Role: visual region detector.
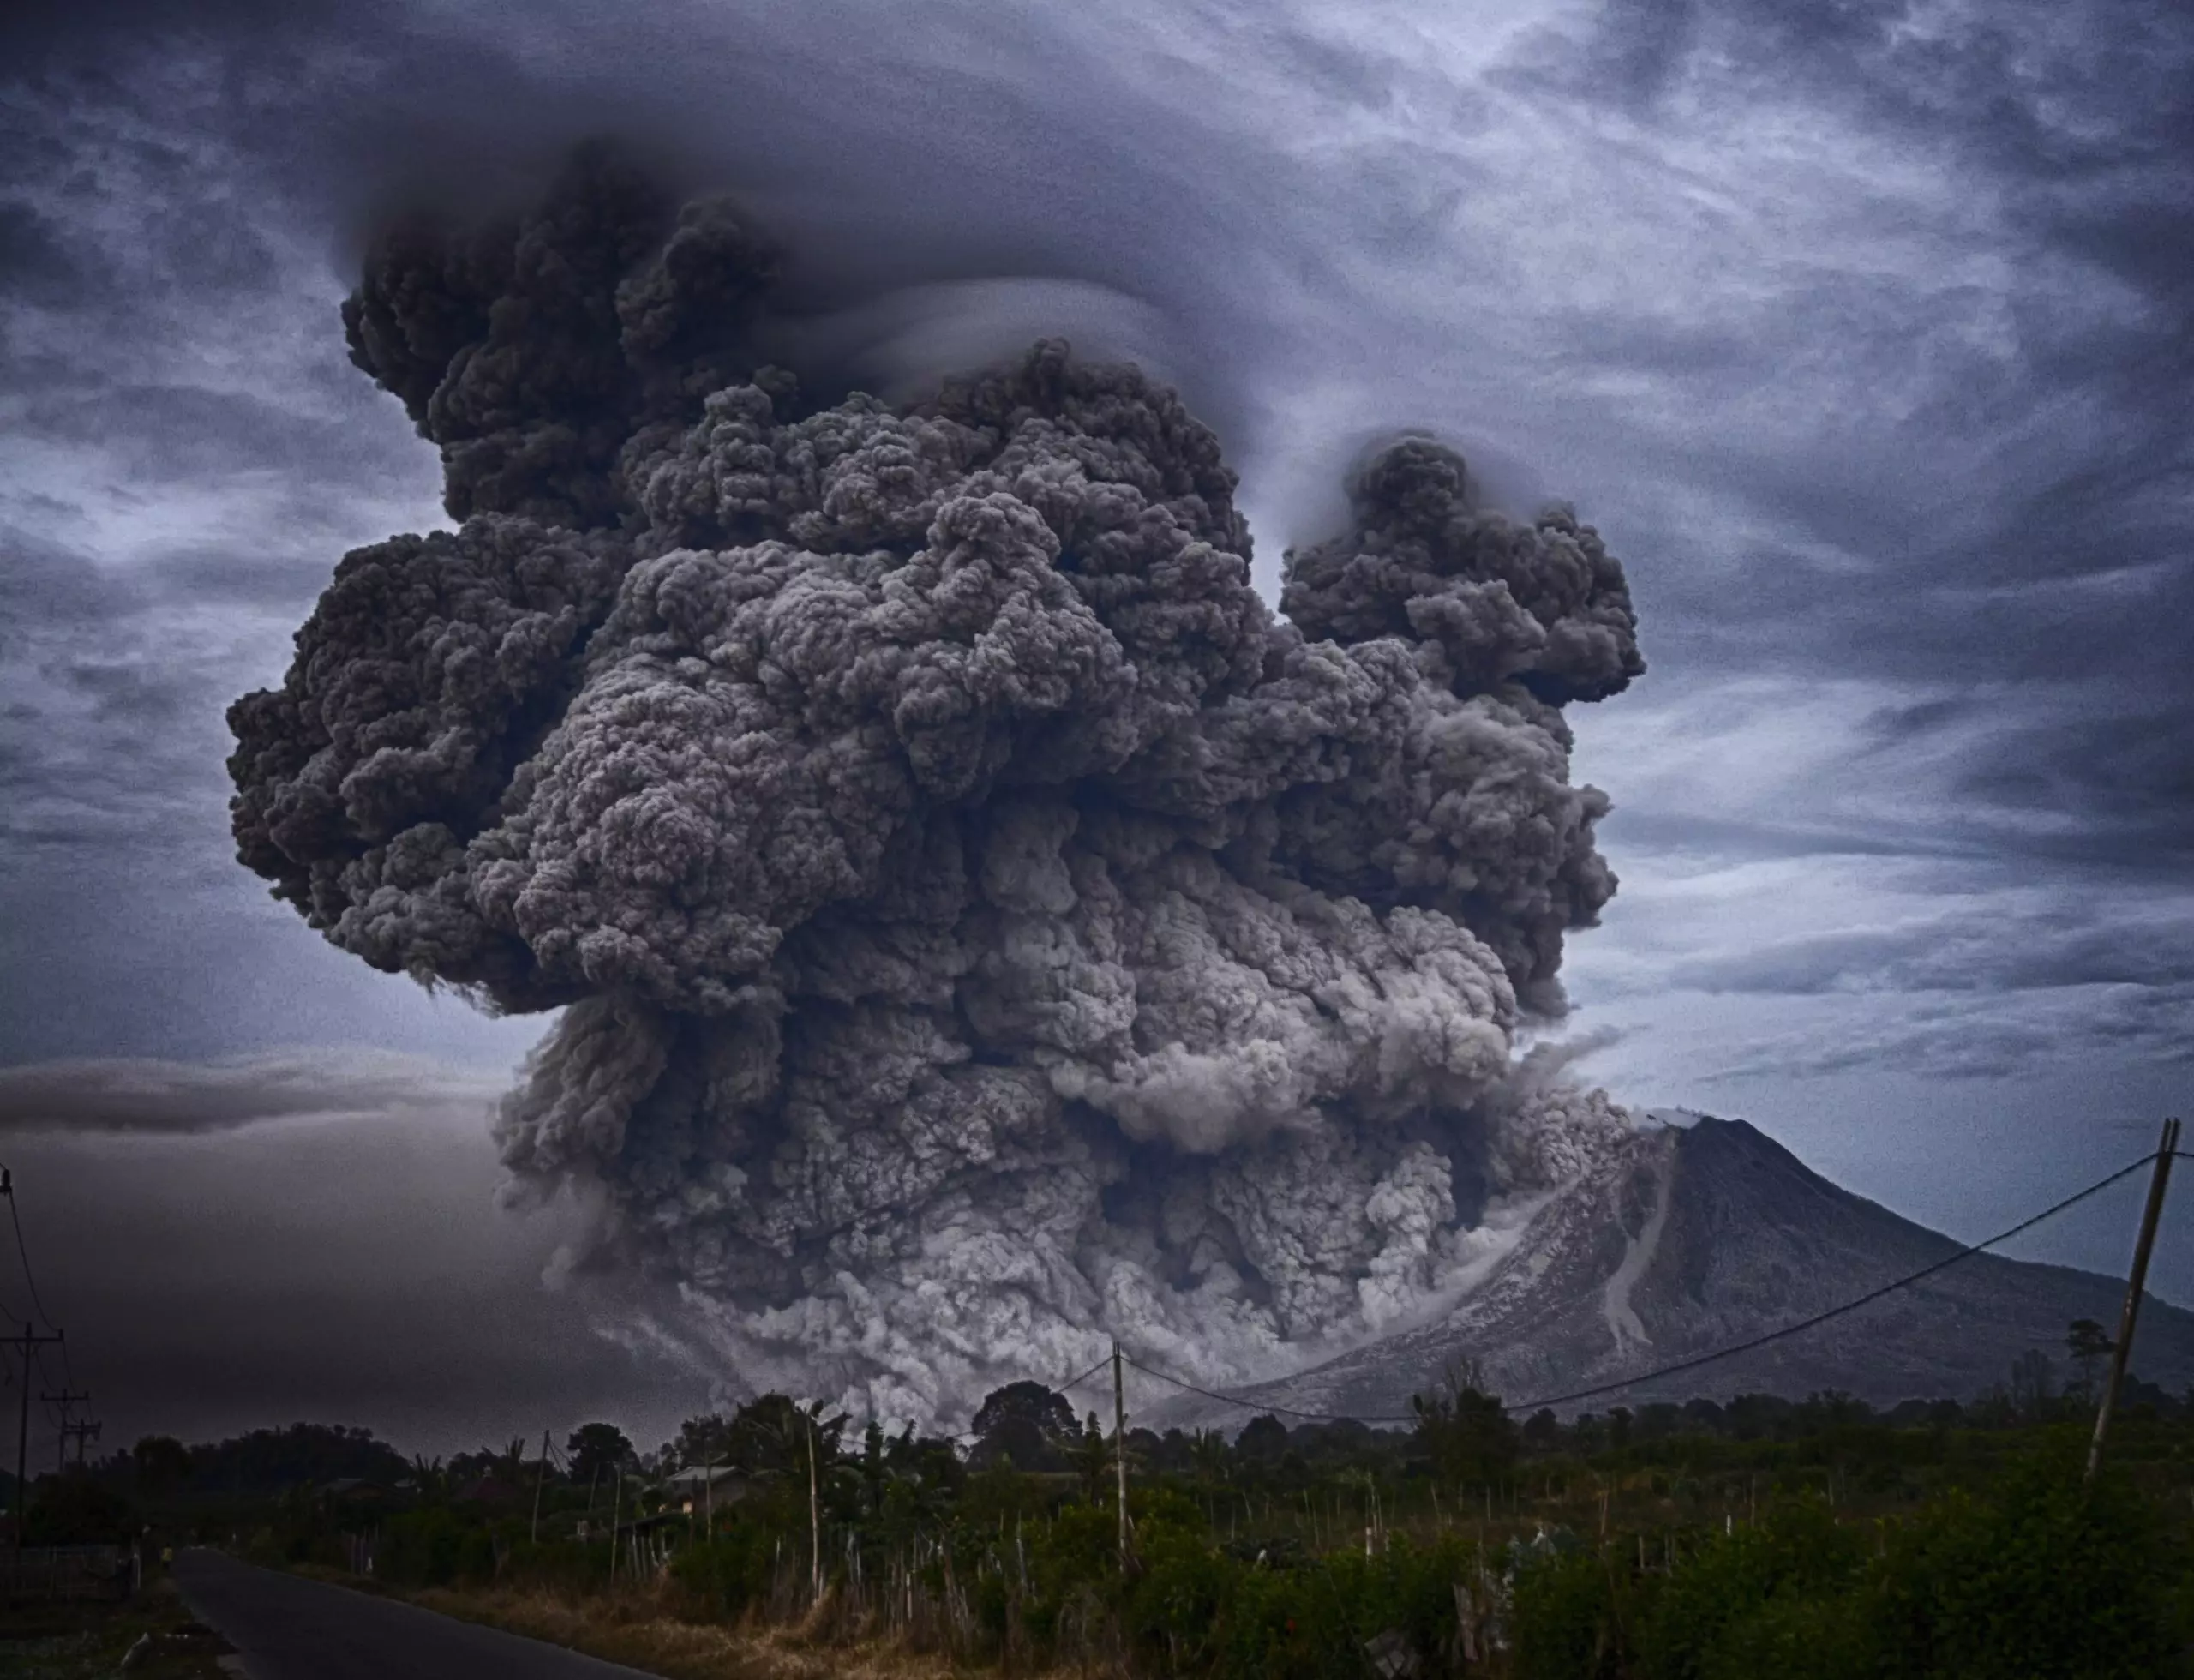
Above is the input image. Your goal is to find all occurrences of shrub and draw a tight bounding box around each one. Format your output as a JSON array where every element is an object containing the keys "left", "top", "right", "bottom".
[
  {"left": 1870, "top": 1446, "right": 2182, "bottom": 1679},
  {"left": 378, "top": 1506, "right": 495, "bottom": 1587},
  {"left": 1514, "top": 1546, "right": 1634, "bottom": 1680},
  {"left": 25, "top": 1475, "right": 136, "bottom": 1545},
  {"left": 670, "top": 1523, "right": 780, "bottom": 1620},
  {"left": 1638, "top": 1497, "right": 1862, "bottom": 1679}
]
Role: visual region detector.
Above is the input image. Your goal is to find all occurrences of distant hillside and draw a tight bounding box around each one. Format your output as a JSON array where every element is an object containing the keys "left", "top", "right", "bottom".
[{"left": 1159, "top": 1117, "right": 2194, "bottom": 1425}]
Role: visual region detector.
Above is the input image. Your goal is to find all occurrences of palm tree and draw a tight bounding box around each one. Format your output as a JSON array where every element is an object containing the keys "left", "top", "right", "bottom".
[
  {"left": 2067, "top": 1319, "right": 2114, "bottom": 1406},
  {"left": 1188, "top": 1429, "right": 1231, "bottom": 1485}
]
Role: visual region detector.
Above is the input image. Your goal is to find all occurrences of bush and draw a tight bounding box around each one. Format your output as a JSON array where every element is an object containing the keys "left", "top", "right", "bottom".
[
  {"left": 1638, "top": 1497, "right": 1863, "bottom": 1679},
  {"left": 1512, "top": 1450, "right": 2186, "bottom": 1680},
  {"left": 379, "top": 1506, "right": 496, "bottom": 1587},
  {"left": 1870, "top": 1447, "right": 2182, "bottom": 1679},
  {"left": 670, "top": 1523, "right": 779, "bottom": 1620},
  {"left": 25, "top": 1474, "right": 136, "bottom": 1545},
  {"left": 1513, "top": 1546, "right": 1632, "bottom": 1680}
]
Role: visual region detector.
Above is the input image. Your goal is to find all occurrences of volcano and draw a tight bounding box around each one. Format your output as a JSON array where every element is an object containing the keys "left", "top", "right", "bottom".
[{"left": 1154, "top": 1115, "right": 2194, "bottom": 1423}]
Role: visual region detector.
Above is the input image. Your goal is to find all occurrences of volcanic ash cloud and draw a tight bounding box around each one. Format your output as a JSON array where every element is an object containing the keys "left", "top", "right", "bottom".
[{"left": 228, "top": 148, "right": 1645, "bottom": 1424}]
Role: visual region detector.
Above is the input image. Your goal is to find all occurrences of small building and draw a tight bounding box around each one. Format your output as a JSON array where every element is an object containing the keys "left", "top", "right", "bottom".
[{"left": 657, "top": 1464, "right": 750, "bottom": 1513}]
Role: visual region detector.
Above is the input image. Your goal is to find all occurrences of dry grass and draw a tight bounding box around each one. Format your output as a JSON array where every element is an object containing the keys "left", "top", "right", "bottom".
[
  {"left": 0, "top": 1576, "right": 232, "bottom": 1680},
  {"left": 411, "top": 1581, "right": 1027, "bottom": 1680}
]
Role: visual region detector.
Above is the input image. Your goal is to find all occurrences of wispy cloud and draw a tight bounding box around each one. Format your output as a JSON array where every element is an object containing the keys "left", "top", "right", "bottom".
[{"left": 0, "top": 1047, "right": 507, "bottom": 1134}]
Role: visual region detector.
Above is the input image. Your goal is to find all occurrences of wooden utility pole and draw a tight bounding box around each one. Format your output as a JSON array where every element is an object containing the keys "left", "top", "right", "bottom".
[
  {"left": 530, "top": 1430, "right": 550, "bottom": 1545},
  {"left": 1112, "top": 1340, "right": 1130, "bottom": 1568},
  {"left": 43, "top": 1390, "right": 89, "bottom": 1475},
  {"left": 59, "top": 1419, "right": 99, "bottom": 1471},
  {"left": 4, "top": 1323, "right": 63, "bottom": 1575},
  {"left": 2087, "top": 1116, "right": 2180, "bottom": 1485},
  {"left": 607, "top": 1466, "right": 622, "bottom": 1582},
  {"left": 806, "top": 1413, "right": 822, "bottom": 1603}
]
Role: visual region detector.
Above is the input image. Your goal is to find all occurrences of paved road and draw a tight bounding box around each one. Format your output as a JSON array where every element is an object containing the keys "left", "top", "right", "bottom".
[{"left": 173, "top": 1549, "right": 659, "bottom": 1680}]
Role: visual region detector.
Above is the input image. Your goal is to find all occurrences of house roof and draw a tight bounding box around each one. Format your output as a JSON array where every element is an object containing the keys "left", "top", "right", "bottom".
[{"left": 660, "top": 1464, "right": 746, "bottom": 1489}]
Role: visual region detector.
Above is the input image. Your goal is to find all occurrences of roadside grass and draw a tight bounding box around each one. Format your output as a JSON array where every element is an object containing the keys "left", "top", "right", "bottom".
[
  {"left": 411, "top": 1579, "right": 1007, "bottom": 1680},
  {"left": 0, "top": 1575, "right": 231, "bottom": 1679},
  {"left": 273, "top": 1556, "right": 1007, "bottom": 1678}
]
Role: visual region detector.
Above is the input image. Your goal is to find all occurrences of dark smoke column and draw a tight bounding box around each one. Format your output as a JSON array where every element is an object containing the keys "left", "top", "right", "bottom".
[{"left": 229, "top": 148, "right": 1644, "bottom": 1423}]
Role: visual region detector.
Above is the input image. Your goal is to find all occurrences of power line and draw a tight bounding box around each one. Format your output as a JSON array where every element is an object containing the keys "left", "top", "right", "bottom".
[
  {"left": 0, "top": 1171, "right": 32, "bottom": 1327},
  {"left": 1114, "top": 1149, "right": 2162, "bottom": 1427},
  {"left": 1508, "top": 1149, "right": 2160, "bottom": 1413},
  {"left": 1120, "top": 1352, "right": 1411, "bottom": 1425},
  {"left": 0, "top": 1167, "right": 73, "bottom": 1394},
  {"left": 1055, "top": 1357, "right": 1114, "bottom": 1395},
  {"left": 0, "top": 1171, "right": 58, "bottom": 1333}
]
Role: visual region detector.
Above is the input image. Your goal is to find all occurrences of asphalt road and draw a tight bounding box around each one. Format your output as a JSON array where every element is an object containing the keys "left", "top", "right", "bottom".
[{"left": 173, "top": 1549, "right": 660, "bottom": 1680}]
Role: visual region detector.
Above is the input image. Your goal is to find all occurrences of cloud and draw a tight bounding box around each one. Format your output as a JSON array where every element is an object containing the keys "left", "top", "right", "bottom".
[
  {"left": 0, "top": 1047, "right": 507, "bottom": 1134},
  {"left": 0, "top": 1084, "right": 705, "bottom": 1457},
  {"left": 1, "top": 0, "right": 2191, "bottom": 1438}
]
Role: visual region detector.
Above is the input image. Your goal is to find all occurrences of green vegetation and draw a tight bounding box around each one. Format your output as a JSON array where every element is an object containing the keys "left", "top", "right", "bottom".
[{"left": 46, "top": 1348, "right": 2194, "bottom": 1677}]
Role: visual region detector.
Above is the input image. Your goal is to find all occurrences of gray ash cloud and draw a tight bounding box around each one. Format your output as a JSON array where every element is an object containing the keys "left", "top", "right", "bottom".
[{"left": 227, "top": 145, "right": 1644, "bottom": 1423}]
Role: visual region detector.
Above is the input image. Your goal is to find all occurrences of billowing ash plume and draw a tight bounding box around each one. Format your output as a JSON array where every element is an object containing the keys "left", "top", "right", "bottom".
[{"left": 229, "top": 146, "right": 1644, "bottom": 1424}]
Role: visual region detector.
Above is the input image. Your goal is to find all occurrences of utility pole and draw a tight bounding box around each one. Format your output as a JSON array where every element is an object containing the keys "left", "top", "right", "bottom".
[
  {"left": 607, "top": 1466, "right": 622, "bottom": 1582},
  {"left": 4, "top": 1323, "right": 63, "bottom": 1575},
  {"left": 1112, "top": 1339, "right": 1130, "bottom": 1569},
  {"left": 806, "top": 1412, "right": 821, "bottom": 1604},
  {"left": 530, "top": 1430, "right": 551, "bottom": 1545},
  {"left": 43, "top": 1389, "right": 89, "bottom": 1476},
  {"left": 2088, "top": 1116, "right": 2180, "bottom": 1485},
  {"left": 60, "top": 1419, "right": 99, "bottom": 1471}
]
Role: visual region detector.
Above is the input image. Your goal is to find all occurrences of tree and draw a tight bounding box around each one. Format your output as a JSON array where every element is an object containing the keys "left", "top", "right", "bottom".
[
  {"left": 132, "top": 1435, "right": 191, "bottom": 1497},
  {"left": 1411, "top": 1363, "right": 1519, "bottom": 1489},
  {"left": 2009, "top": 1349, "right": 2056, "bottom": 1421},
  {"left": 675, "top": 1411, "right": 735, "bottom": 1469},
  {"left": 407, "top": 1453, "right": 449, "bottom": 1498},
  {"left": 27, "top": 1475, "right": 135, "bottom": 1545},
  {"left": 1237, "top": 1414, "right": 1288, "bottom": 1461},
  {"left": 723, "top": 1395, "right": 846, "bottom": 1480},
  {"left": 969, "top": 1381, "right": 1077, "bottom": 1470},
  {"left": 566, "top": 1422, "right": 636, "bottom": 1488},
  {"left": 1187, "top": 1428, "right": 1232, "bottom": 1485},
  {"left": 2065, "top": 1319, "right": 2113, "bottom": 1404},
  {"left": 1070, "top": 1412, "right": 1113, "bottom": 1505}
]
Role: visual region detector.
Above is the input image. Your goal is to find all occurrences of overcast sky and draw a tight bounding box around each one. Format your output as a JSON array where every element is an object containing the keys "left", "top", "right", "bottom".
[{"left": 2, "top": 0, "right": 2190, "bottom": 1456}]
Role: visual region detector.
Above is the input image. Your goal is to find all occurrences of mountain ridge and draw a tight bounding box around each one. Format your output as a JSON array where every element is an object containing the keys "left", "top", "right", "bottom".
[{"left": 1152, "top": 1116, "right": 2194, "bottom": 1425}]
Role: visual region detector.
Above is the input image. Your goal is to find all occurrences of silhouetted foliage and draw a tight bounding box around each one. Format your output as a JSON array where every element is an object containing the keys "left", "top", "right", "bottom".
[
  {"left": 26, "top": 1473, "right": 135, "bottom": 1545},
  {"left": 185, "top": 1422, "right": 406, "bottom": 1492},
  {"left": 564, "top": 1422, "right": 637, "bottom": 1488},
  {"left": 970, "top": 1380, "right": 1078, "bottom": 1470}
]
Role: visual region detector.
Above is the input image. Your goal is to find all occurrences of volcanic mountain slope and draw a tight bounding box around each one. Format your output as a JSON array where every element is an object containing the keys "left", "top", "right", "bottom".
[{"left": 1160, "top": 1116, "right": 2194, "bottom": 1423}]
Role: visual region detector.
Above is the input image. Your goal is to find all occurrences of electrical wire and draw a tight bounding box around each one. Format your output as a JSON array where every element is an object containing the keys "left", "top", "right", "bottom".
[
  {"left": 1508, "top": 1149, "right": 2160, "bottom": 1413},
  {"left": 0, "top": 1170, "right": 31, "bottom": 1329},
  {"left": 1114, "top": 1148, "right": 2164, "bottom": 1425},
  {"left": 1, "top": 1167, "right": 74, "bottom": 1392},
  {"left": 1054, "top": 1356, "right": 1115, "bottom": 1395},
  {"left": 1120, "top": 1351, "right": 1414, "bottom": 1424},
  {"left": 3, "top": 1173, "right": 59, "bottom": 1333}
]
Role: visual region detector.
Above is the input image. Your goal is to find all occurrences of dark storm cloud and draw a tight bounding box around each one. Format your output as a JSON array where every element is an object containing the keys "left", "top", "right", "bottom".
[
  {"left": 0, "top": 201, "right": 93, "bottom": 310},
  {"left": 220, "top": 147, "right": 1646, "bottom": 1424},
  {"left": 1530, "top": 0, "right": 2194, "bottom": 890},
  {"left": 0, "top": 1102, "right": 708, "bottom": 1455},
  {"left": 4, "top": 0, "right": 2193, "bottom": 1444}
]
